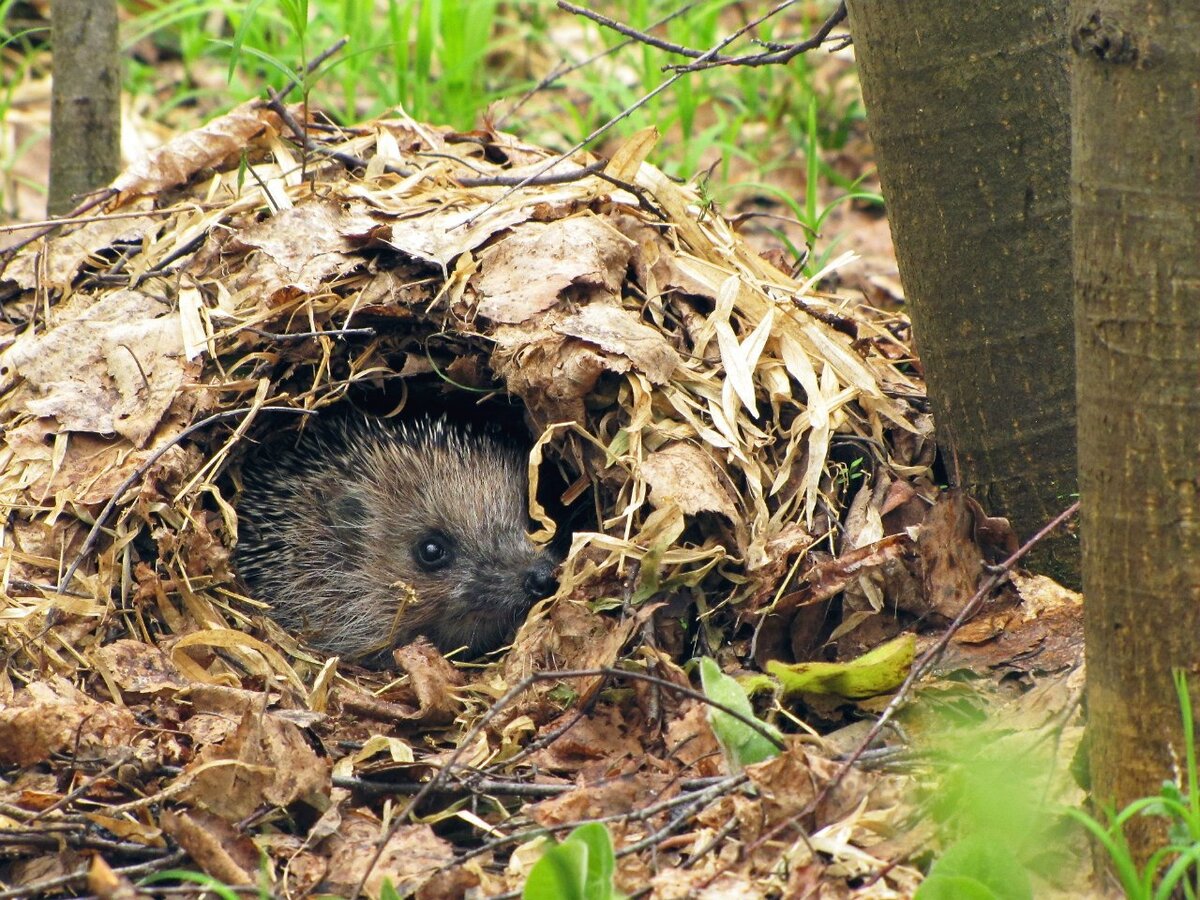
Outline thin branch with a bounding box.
[0,850,189,900]
[497,1,706,129]
[558,0,849,72]
[673,2,849,71]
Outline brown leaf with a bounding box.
[505,597,640,714]
[234,199,378,303]
[798,534,910,611]
[528,706,645,774]
[641,442,738,519]
[476,216,635,323]
[0,216,158,290]
[112,101,280,198]
[92,639,188,696]
[88,854,139,900]
[381,639,466,726]
[531,773,673,826]
[3,290,191,447]
[491,332,610,424]
[0,677,138,766]
[664,702,723,776]
[160,808,257,886]
[555,303,681,384]
[604,127,660,182]
[323,814,455,898]
[180,699,329,821]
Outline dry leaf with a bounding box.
[475,216,635,323]
[3,290,190,447]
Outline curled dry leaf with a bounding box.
[2,290,192,447]
[383,639,466,726]
[92,638,189,695]
[159,809,258,887]
[179,700,329,822]
[323,815,456,898]
[642,442,739,519]
[476,216,636,323]
[111,101,282,199]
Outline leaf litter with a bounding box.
[0,103,1085,897]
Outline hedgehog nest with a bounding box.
[0,104,930,705]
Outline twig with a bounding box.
[0,205,213,235]
[557,1,710,58]
[0,190,115,267]
[0,850,188,900]
[673,2,849,71]
[244,325,377,341]
[496,2,705,130]
[699,499,1082,888]
[265,37,348,108]
[332,774,572,798]
[438,771,748,874]
[0,830,171,858]
[559,0,849,72]
[0,37,344,273]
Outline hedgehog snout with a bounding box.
[523,557,558,602]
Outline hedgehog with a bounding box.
[233,413,559,666]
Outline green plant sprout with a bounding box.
[1067,669,1200,900]
[523,821,624,900]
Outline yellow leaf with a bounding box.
[604,126,660,182]
[767,633,915,700]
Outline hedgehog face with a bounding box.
[235,414,560,665]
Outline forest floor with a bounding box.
[0,4,1094,899]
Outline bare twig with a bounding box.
[495,1,705,130]
[673,2,849,71]
[332,774,572,798]
[558,0,849,72]
[244,325,378,341]
[0,850,189,900]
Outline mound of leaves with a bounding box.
[0,101,1078,897]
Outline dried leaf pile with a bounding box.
[0,103,954,896]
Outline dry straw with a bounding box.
[0,105,929,685]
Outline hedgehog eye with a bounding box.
[414,533,453,571]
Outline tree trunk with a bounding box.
[845,0,1079,584]
[49,0,120,216]
[1072,0,1200,864]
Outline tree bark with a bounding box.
[845,1,1079,584]
[49,0,120,216]
[1072,0,1200,864]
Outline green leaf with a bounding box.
[564,822,616,900]
[916,874,1002,900]
[698,657,783,770]
[915,837,1032,900]
[523,822,620,900]
[767,633,915,700]
[523,840,589,900]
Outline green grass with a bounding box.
[118,1,860,170]
[1067,670,1200,899]
[3,0,865,270]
